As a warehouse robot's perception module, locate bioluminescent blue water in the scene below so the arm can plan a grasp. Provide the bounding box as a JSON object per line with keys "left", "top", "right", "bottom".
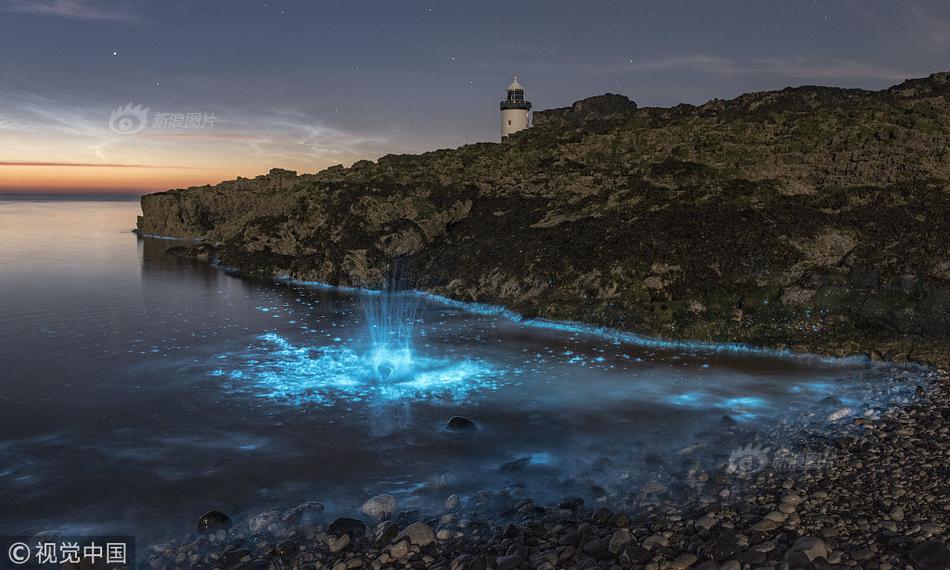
{"left": 210, "top": 331, "right": 501, "bottom": 405}
{"left": 0, "top": 198, "right": 933, "bottom": 548}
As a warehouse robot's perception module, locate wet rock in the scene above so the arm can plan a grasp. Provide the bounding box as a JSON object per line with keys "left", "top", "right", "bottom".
{"left": 390, "top": 539, "right": 410, "bottom": 559}
{"left": 444, "top": 494, "right": 460, "bottom": 510}
{"left": 670, "top": 553, "right": 699, "bottom": 569}
{"left": 220, "top": 547, "right": 251, "bottom": 566}
{"left": 366, "top": 522, "right": 394, "bottom": 549}
{"left": 642, "top": 533, "right": 669, "bottom": 551}
{"left": 247, "top": 508, "right": 282, "bottom": 534}
{"left": 827, "top": 407, "right": 853, "bottom": 421}
{"left": 361, "top": 494, "right": 397, "bottom": 521}
{"left": 326, "top": 533, "right": 350, "bottom": 553}
{"left": 582, "top": 537, "right": 607, "bottom": 558}
{"left": 447, "top": 416, "right": 477, "bottom": 431}
{"left": 909, "top": 540, "right": 950, "bottom": 570}
{"left": 402, "top": 521, "right": 435, "bottom": 546}
{"left": 608, "top": 529, "right": 632, "bottom": 554}
{"left": 558, "top": 497, "right": 584, "bottom": 510}
{"left": 498, "top": 457, "right": 530, "bottom": 472}
{"left": 436, "top": 528, "right": 463, "bottom": 541}
{"left": 751, "top": 518, "right": 781, "bottom": 532}
{"left": 695, "top": 514, "right": 717, "bottom": 531}
{"left": 495, "top": 554, "right": 522, "bottom": 570}
{"left": 275, "top": 539, "right": 298, "bottom": 558}
{"left": 784, "top": 536, "right": 828, "bottom": 565}
{"left": 195, "top": 511, "right": 231, "bottom": 534}
{"left": 701, "top": 530, "right": 739, "bottom": 560}
{"left": 591, "top": 507, "right": 612, "bottom": 524}
{"left": 282, "top": 501, "right": 325, "bottom": 525}
{"left": 327, "top": 517, "right": 366, "bottom": 538}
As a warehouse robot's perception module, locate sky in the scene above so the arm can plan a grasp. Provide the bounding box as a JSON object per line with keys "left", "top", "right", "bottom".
{"left": 0, "top": 0, "right": 948, "bottom": 194}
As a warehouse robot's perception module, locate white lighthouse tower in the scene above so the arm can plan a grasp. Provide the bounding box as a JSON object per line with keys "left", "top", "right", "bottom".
{"left": 500, "top": 76, "right": 531, "bottom": 139}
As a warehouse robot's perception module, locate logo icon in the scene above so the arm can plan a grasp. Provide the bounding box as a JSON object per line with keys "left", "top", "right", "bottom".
{"left": 109, "top": 103, "right": 150, "bottom": 134}
{"left": 8, "top": 542, "right": 30, "bottom": 564}
{"left": 726, "top": 444, "right": 771, "bottom": 477}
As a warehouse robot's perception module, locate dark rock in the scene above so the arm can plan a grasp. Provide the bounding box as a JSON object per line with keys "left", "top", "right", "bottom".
{"left": 622, "top": 544, "right": 654, "bottom": 564}
{"left": 275, "top": 540, "right": 298, "bottom": 558}
{"left": 591, "top": 507, "right": 612, "bottom": 525}
{"left": 701, "top": 530, "right": 739, "bottom": 561}
{"left": 582, "top": 537, "right": 608, "bottom": 558}
{"left": 909, "top": 540, "right": 950, "bottom": 570}
{"left": 495, "top": 554, "right": 522, "bottom": 570}
{"left": 327, "top": 517, "right": 366, "bottom": 538}
{"left": 533, "top": 93, "right": 638, "bottom": 128}
{"left": 559, "top": 497, "right": 584, "bottom": 510}
{"left": 195, "top": 510, "right": 232, "bottom": 534}
{"left": 784, "top": 536, "right": 829, "bottom": 566}
{"left": 220, "top": 547, "right": 251, "bottom": 566}
{"left": 446, "top": 416, "right": 477, "bottom": 431}
{"left": 498, "top": 457, "right": 531, "bottom": 472}
{"left": 282, "top": 501, "right": 325, "bottom": 525}
{"left": 374, "top": 521, "right": 399, "bottom": 546}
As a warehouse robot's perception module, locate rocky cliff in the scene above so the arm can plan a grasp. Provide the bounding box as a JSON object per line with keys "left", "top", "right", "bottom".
{"left": 138, "top": 73, "right": 950, "bottom": 366}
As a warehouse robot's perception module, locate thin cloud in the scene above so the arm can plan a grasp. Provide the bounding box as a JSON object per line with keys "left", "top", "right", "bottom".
{"left": 621, "top": 55, "right": 917, "bottom": 83}
{"left": 0, "top": 0, "right": 140, "bottom": 22}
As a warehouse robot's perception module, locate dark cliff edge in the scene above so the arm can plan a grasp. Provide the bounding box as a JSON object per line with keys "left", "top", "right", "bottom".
{"left": 139, "top": 73, "right": 950, "bottom": 368}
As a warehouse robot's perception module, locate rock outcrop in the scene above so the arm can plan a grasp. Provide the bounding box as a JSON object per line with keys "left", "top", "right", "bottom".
{"left": 139, "top": 73, "right": 950, "bottom": 366}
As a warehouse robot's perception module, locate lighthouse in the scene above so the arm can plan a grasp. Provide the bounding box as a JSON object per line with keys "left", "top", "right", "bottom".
{"left": 500, "top": 76, "right": 531, "bottom": 139}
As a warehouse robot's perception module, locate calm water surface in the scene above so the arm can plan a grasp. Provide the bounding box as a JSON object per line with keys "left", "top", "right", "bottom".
{"left": 0, "top": 197, "right": 925, "bottom": 545}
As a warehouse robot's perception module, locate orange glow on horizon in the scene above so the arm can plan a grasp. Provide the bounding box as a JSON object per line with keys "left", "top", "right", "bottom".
{"left": 0, "top": 160, "right": 332, "bottom": 194}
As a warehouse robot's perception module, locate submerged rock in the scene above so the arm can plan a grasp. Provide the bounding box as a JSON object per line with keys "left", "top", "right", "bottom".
{"left": 327, "top": 517, "right": 366, "bottom": 538}
{"left": 247, "top": 508, "right": 281, "bottom": 534}
{"left": 195, "top": 510, "right": 232, "bottom": 534}
{"left": 498, "top": 457, "right": 530, "bottom": 472}
{"left": 446, "top": 416, "right": 477, "bottom": 431}
{"left": 282, "top": 501, "right": 325, "bottom": 525}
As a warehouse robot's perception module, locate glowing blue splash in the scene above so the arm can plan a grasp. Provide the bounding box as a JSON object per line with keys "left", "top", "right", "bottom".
{"left": 211, "top": 332, "right": 501, "bottom": 405}
{"left": 361, "top": 290, "right": 422, "bottom": 381}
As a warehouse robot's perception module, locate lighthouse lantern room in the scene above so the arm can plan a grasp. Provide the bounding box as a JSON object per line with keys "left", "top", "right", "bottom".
{"left": 500, "top": 76, "right": 531, "bottom": 139}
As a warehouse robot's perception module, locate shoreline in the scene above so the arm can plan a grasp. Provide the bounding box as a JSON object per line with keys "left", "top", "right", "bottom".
{"left": 138, "top": 236, "right": 950, "bottom": 569}
{"left": 156, "top": 234, "right": 946, "bottom": 371}
{"left": 143, "top": 370, "right": 949, "bottom": 569}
